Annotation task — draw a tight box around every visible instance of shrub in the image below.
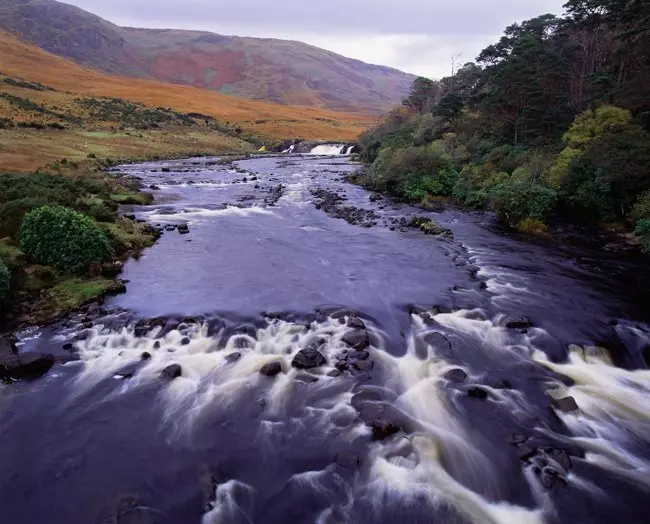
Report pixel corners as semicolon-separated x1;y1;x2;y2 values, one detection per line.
367;145;453;197
559;159;616;222
0;259;10;306
635;219;650;254
20;205;113;273
0;197;47;238
517;217;548;234
632;191;650;221
563;105;633;148
488;181;557;226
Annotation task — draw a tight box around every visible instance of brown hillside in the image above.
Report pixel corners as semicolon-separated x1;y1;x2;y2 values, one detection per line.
0;30;373;141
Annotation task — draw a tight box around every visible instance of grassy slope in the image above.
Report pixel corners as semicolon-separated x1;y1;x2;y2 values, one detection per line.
0;30;372;140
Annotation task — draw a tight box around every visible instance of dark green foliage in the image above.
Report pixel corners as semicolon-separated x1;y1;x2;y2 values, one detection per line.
488;181;557;226
0;259;10;306
0;94;81;124
433;93;464;127
402;77;439;113
3;77;52;91
77;98;194;129
366;146;453;198
559;159;616;222
20;205;113;273
0;172;114;239
635;219;650;254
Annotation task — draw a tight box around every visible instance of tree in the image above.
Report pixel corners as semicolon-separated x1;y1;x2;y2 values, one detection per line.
403;77;439;114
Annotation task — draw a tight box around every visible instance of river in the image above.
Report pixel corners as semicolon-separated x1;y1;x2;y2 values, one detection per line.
1;154;649;524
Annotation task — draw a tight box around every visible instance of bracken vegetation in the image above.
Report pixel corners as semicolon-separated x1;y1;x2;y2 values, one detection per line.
358;0;650;245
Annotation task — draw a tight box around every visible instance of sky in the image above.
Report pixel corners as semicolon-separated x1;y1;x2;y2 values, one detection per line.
62;0;568;79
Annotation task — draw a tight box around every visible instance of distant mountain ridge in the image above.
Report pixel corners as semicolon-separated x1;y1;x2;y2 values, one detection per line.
0;0;416;112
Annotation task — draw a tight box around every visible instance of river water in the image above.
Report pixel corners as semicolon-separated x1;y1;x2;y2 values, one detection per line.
2;155;650;524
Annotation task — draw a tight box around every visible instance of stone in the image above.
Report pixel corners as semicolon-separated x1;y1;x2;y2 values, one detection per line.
503;316;533;329
352;360;374;372
153;341;161;349
327;370;341;377
468;387;488;399
62;342;74;351
342;330;370;350
493;379;513;389
510;433;527;445
180;337;191;346
371;418;401;440
177;224;190;235
336;452;360;469
292;347;327;369
260;361;283;377
334;360;349;372
141;352;152;361
444;368;468;383
160;364;182;380
553;396;579;413
347;317;366;330
225;352;242;364
295;373;319;384
2;352;55;381
353;350;370;361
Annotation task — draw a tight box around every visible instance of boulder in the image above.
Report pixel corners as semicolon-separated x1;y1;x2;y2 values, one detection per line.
327;370;341;378
160;364;182;380
177;224;190;235
346;317;366;330
444;368;468;383
342;330;370;351
336;452;360;469
260;361;283;377
552;396;579;413
503;316;533;329
292;347;327;369
468;387;488;399
225;352;242;364
4;352;55;381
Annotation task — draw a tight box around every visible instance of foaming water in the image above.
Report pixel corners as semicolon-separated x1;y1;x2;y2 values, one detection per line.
2;155;650;524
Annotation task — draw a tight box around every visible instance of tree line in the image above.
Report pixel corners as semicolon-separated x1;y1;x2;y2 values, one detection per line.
358;0;650;250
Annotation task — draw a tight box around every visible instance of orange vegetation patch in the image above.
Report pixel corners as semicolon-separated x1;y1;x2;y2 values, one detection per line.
0;30;373;141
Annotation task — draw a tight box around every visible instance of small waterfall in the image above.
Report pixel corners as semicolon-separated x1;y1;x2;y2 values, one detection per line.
345;145;355;155
282;144;295;154
309;144;346;155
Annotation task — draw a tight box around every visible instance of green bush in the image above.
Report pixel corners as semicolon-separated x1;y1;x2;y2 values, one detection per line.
488;181;557;226
632;191;650;221
559;159;615;222
0;197;48;238
367;145;453;196
0;259;10;306
20;205;113;273
635;219;650;254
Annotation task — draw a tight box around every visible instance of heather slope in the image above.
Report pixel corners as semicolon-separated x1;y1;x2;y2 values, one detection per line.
0;0;415;112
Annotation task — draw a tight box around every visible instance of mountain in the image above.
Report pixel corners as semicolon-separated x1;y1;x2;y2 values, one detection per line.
0;0;416;113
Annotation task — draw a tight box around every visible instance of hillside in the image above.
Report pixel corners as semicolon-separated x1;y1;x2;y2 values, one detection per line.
0;0;416;113
0;29;373;171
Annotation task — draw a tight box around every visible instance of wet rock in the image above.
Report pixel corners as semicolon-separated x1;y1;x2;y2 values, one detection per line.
503;315;533;329
370;418;402;440
327;370;341;377
180;337;191;346
493;379;513;389
292;347;327;369
369;194;382;202
352;359;374;372
346;317;366;330
336;452;360;469
141;352;152;361
62;342;74;351
552;396;579;413
295;373;319;383
444;368;468;383
546;448;572;471
225;352;242;364
353;350;370;361
423;332;452;356
468;387;488;399
153;341;161;349
510;433;528;445
335;360;349;372
342;330;370;350
260;361;283;377
1;352;55;381
177;224;190;235
160;364;182;380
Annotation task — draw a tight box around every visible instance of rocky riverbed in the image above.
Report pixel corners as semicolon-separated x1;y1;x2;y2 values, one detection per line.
1;154;649;524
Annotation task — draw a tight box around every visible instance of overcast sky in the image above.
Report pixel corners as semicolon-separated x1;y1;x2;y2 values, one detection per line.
62;0;568;78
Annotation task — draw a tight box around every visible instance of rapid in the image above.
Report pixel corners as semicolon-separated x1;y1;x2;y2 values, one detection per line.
1;154;649;524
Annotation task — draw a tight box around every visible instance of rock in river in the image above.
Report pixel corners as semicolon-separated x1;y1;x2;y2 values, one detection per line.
1;338;55;381
292;347;327;369
160;364;182;380
342;330;370;350
260;361;283;377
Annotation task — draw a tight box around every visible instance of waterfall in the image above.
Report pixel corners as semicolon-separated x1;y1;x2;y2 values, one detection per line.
282;144;295;154
345;145;355;155
309;144;346;155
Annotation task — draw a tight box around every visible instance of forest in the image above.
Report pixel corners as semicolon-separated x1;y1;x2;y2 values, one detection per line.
358;0;650;251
